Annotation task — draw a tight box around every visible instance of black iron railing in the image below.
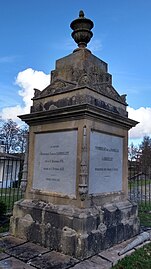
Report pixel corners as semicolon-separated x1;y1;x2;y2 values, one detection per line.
0;155;24;212
128;160;151;216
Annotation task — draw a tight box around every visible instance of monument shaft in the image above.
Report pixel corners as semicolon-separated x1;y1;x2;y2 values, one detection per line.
10;11;140;259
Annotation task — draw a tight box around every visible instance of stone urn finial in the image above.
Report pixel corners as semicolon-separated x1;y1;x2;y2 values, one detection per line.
70;10;94;49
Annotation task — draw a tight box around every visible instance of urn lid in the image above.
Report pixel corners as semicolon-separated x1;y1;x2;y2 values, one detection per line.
70;10;94;49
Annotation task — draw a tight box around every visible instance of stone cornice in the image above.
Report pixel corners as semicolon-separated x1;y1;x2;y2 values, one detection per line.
19;103;138;129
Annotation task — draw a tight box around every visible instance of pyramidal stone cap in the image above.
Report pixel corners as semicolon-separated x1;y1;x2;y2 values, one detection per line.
70;10;94;49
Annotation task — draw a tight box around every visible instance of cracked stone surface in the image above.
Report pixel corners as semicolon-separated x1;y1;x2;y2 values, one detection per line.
99;238;136;266
0;236;26;250
0;257;35;269
30;250;78;269
71;255;112;269
5;242;49;262
0;252;9;260
0;234;150;269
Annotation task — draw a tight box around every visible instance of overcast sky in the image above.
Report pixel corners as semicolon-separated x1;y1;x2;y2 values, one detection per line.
0;0;151;145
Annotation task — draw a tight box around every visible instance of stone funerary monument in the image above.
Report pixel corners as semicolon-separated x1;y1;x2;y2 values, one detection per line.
11;11;140;259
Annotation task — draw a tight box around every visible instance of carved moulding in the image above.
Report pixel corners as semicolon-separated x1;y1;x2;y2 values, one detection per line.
20;133;29;192
31;93;127;117
36;79;76;98
92;84;126;104
78;73;92;87
79;126;88;201
30;102;43;113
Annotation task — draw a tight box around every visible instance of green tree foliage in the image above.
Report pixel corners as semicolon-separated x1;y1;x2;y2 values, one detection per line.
0;119;28;153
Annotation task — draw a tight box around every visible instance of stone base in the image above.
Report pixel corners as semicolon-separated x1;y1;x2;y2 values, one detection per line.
10;199;140;259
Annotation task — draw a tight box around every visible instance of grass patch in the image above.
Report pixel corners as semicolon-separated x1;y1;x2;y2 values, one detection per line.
128;179;151;188
0;221;9;233
0;200;10;233
0;195;22;212
138;202;151;227
0;187;24;212
139;211;151;227
113;242;151;269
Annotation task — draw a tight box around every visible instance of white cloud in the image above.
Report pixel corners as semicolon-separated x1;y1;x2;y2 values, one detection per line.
128;106;151;139
0;68;50;122
16;68;50;109
1;67;151;141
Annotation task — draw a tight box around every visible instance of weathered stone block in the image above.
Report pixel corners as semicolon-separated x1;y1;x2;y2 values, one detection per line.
117;224;124;243
104;225;117;249
44;225;62;251
103;204;121;227
87;230;102;255
61;227;78;257
10;199;140;259
28;222;42;245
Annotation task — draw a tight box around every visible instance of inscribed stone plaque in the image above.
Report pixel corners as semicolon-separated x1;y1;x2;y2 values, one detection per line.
89;131;123;194
33;130;77;196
